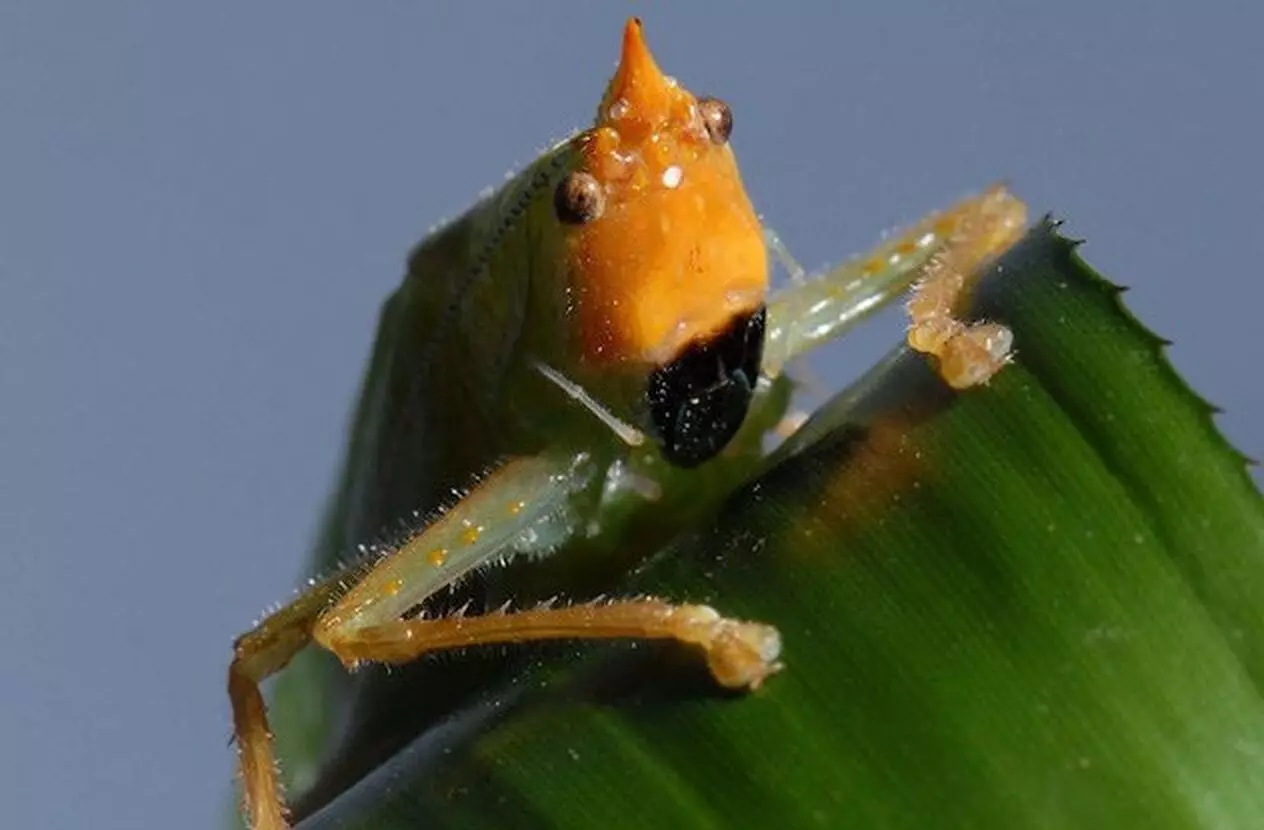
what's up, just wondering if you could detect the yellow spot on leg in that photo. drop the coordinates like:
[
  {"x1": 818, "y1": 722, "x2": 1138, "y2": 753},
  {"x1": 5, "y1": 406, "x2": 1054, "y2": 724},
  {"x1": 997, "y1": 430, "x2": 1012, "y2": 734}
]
[{"x1": 427, "y1": 548, "x2": 449, "y2": 568}]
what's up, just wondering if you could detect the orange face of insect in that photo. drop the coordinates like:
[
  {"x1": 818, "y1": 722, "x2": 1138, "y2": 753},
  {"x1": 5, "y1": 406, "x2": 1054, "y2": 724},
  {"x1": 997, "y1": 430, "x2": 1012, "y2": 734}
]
[{"x1": 557, "y1": 18, "x2": 769, "y2": 467}]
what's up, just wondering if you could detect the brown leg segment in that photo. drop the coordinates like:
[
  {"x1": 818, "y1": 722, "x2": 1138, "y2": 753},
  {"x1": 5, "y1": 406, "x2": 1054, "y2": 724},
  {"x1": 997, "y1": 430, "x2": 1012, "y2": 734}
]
[
  {"x1": 232, "y1": 591, "x2": 781, "y2": 830},
  {"x1": 317, "y1": 598, "x2": 783, "y2": 690},
  {"x1": 229, "y1": 571, "x2": 353, "y2": 830},
  {"x1": 229, "y1": 664, "x2": 289, "y2": 830}
]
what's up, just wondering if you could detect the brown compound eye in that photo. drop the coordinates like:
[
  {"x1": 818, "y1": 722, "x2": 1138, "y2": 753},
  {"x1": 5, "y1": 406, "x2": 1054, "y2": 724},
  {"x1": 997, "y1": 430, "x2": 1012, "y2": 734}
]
[
  {"x1": 697, "y1": 96, "x2": 733, "y2": 145},
  {"x1": 554, "y1": 171, "x2": 605, "y2": 224}
]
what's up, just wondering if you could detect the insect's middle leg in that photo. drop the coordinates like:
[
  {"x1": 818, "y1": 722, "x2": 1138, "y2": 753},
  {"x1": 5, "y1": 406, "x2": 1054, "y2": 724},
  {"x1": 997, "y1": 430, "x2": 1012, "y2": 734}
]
[{"x1": 762, "y1": 184, "x2": 1028, "y2": 389}]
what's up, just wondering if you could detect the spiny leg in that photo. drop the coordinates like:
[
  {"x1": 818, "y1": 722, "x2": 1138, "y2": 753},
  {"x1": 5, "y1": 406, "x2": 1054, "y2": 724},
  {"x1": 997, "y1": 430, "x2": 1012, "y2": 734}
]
[
  {"x1": 229, "y1": 567, "x2": 357, "y2": 830},
  {"x1": 229, "y1": 453, "x2": 592, "y2": 830},
  {"x1": 320, "y1": 598, "x2": 782, "y2": 690},
  {"x1": 761, "y1": 184, "x2": 1028, "y2": 387},
  {"x1": 232, "y1": 452, "x2": 781, "y2": 829},
  {"x1": 310, "y1": 452, "x2": 785, "y2": 689}
]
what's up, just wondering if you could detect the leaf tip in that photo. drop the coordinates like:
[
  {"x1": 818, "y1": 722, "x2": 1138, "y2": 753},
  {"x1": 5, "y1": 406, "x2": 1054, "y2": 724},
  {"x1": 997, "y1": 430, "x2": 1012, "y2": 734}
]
[{"x1": 1010, "y1": 220, "x2": 1260, "y2": 482}]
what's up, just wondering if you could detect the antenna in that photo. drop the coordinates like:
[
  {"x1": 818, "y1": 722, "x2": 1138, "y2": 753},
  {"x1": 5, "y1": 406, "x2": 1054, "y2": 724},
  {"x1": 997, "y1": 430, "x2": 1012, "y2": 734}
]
[{"x1": 532, "y1": 360, "x2": 647, "y2": 448}]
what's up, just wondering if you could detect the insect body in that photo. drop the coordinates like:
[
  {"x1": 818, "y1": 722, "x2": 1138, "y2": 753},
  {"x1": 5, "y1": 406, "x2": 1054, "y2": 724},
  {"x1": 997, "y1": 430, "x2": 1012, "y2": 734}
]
[{"x1": 229, "y1": 18, "x2": 1027, "y2": 830}]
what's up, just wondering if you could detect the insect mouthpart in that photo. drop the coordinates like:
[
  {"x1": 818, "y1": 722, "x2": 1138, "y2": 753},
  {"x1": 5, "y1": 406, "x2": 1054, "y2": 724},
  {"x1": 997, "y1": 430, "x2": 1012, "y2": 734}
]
[{"x1": 646, "y1": 304, "x2": 766, "y2": 468}]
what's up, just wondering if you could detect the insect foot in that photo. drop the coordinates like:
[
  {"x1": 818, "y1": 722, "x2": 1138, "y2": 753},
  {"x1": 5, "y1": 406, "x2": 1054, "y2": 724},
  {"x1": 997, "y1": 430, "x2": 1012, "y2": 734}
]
[
  {"x1": 673, "y1": 605, "x2": 784, "y2": 690},
  {"x1": 937, "y1": 321, "x2": 1014, "y2": 389},
  {"x1": 903, "y1": 184, "x2": 1026, "y2": 390}
]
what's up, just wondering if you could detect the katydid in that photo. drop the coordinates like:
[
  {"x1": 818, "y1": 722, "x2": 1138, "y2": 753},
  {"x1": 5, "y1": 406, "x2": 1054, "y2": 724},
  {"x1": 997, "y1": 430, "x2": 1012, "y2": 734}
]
[{"x1": 229, "y1": 18, "x2": 1026, "y2": 830}]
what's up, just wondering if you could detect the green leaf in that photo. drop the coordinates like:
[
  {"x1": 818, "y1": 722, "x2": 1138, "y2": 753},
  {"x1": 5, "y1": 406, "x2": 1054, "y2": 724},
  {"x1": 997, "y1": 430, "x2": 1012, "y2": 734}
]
[{"x1": 293, "y1": 220, "x2": 1264, "y2": 829}]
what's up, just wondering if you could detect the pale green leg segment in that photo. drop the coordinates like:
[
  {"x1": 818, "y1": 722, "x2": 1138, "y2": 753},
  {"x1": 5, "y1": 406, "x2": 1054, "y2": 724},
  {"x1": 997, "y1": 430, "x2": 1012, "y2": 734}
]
[
  {"x1": 762, "y1": 186, "x2": 1028, "y2": 382},
  {"x1": 762, "y1": 221, "x2": 944, "y2": 375}
]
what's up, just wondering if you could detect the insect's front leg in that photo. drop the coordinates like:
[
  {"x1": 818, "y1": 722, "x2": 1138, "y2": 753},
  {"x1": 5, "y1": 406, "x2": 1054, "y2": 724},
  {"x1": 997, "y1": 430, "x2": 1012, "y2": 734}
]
[
  {"x1": 228, "y1": 452, "x2": 593, "y2": 830},
  {"x1": 313, "y1": 452, "x2": 782, "y2": 689},
  {"x1": 762, "y1": 185, "x2": 1028, "y2": 389},
  {"x1": 231, "y1": 451, "x2": 780, "y2": 830},
  {"x1": 229, "y1": 566, "x2": 359, "y2": 830}
]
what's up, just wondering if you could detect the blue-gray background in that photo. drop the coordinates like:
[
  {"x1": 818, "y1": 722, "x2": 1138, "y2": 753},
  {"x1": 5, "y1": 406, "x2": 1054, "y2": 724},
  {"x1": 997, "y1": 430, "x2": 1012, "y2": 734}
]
[{"x1": 2, "y1": 3, "x2": 1260, "y2": 829}]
